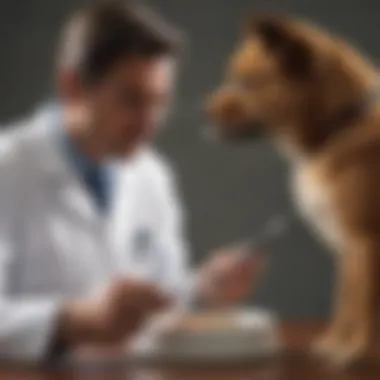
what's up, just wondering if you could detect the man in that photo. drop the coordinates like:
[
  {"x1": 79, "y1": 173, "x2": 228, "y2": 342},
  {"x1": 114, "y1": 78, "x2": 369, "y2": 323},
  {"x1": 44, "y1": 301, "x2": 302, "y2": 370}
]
[{"x1": 0, "y1": 0, "x2": 259, "y2": 361}]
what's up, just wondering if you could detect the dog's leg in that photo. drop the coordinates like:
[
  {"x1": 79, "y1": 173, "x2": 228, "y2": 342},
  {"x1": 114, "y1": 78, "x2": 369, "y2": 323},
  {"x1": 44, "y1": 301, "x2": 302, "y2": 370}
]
[
  {"x1": 312, "y1": 254, "x2": 353, "y2": 357},
  {"x1": 329, "y1": 238, "x2": 376, "y2": 367}
]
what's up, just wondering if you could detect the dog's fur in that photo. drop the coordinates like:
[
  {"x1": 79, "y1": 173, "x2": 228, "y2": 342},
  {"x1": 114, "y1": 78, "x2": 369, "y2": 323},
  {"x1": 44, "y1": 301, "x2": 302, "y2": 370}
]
[{"x1": 207, "y1": 14, "x2": 380, "y2": 366}]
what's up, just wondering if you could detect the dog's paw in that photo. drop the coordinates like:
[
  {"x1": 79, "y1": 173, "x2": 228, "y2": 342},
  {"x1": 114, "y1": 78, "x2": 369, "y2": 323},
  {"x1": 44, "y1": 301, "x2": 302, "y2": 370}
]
[
  {"x1": 311, "y1": 331, "x2": 339, "y2": 358},
  {"x1": 328, "y1": 337, "x2": 369, "y2": 369}
]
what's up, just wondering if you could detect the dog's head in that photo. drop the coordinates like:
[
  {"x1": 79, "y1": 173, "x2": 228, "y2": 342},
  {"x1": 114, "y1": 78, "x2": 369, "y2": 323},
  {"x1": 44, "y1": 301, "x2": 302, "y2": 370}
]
[{"x1": 207, "y1": 14, "x2": 374, "y2": 154}]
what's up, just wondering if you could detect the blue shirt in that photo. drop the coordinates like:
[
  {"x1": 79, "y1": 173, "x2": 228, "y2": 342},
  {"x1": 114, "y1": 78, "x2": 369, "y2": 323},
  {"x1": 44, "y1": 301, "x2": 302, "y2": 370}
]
[
  {"x1": 51, "y1": 104, "x2": 114, "y2": 213},
  {"x1": 61, "y1": 131, "x2": 114, "y2": 213}
]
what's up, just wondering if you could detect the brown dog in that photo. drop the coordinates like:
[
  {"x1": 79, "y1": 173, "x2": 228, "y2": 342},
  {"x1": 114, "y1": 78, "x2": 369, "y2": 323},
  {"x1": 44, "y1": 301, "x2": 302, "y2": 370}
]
[{"x1": 207, "y1": 14, "x2": 380, "y2": 366}]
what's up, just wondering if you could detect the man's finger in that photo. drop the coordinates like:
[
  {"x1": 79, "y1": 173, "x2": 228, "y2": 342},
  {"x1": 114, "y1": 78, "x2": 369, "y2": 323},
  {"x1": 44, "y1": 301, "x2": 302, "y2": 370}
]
[
  {"x1": 112, "y1": 279, "x2": 171, "y2": 317},
  {"x1": 134, "y1": 285, "x2": 172, "y2": 313}
]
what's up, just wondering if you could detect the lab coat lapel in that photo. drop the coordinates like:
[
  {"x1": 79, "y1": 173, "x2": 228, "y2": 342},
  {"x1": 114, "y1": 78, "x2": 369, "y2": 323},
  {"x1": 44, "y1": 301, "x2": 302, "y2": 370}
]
[
  {"x1": 107, "y1": 158, "x2": 140, "y2": 273},
  {"x1": 35, "y1": 107, "x2": 142, "y2": 273},
  {"x1": 30, "y1": 106, "x2": 144, "y2": 278},
  {"x1": 15, "y1": 110, "x2": 116, "y2": 294},
  {"x1": 35, "y1": 109, "x2": 105, "y2": 226}
]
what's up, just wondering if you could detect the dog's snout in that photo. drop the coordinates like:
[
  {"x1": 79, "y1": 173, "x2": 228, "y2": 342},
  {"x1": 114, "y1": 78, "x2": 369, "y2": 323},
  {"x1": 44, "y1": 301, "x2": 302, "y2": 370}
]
[{"x1": 207, "y1": 93, "x2": 245, "y2": 126}]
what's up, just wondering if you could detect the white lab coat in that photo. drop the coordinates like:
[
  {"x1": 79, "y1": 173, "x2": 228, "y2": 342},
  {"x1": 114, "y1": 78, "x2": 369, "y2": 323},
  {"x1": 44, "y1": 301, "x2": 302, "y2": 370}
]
[{"x1": 0, "y1": 106, "x2": 192, "y2": 361}]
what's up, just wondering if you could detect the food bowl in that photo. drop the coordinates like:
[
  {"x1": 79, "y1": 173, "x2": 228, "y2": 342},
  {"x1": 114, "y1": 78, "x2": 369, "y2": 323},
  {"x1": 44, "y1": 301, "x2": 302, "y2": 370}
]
[{"x1": 130, "y1": 308, "x2": 282, "y2": 364}]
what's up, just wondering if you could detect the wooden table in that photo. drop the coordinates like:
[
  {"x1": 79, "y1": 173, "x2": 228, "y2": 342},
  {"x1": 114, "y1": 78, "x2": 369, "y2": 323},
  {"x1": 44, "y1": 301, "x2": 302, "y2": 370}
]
[{"x1": 1, "y1": 323, "x2": 380, "y2": 380}]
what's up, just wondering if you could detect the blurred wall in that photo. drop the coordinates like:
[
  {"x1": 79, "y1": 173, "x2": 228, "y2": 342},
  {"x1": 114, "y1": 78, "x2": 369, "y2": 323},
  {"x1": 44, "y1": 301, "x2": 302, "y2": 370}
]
[{"x1": 0, "y1": 0, "x2": 379, "y2": 319}]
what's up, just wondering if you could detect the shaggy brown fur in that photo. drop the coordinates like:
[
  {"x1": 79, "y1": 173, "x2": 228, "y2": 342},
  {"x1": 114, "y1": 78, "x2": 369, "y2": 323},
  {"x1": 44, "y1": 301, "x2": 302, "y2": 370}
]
[{"x1": 207, "y1": 13, "x2": 380, "y2": 367}]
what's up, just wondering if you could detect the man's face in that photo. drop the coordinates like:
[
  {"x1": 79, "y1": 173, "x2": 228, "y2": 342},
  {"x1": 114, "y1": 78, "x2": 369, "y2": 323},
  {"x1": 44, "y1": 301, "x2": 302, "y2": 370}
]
[{"x1": 75, "y1": 56, "x2": 176, "y2": 158}]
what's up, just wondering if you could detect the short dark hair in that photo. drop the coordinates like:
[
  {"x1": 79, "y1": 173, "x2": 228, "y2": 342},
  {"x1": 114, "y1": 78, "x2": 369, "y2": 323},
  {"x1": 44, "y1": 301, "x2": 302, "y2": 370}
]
[{"x1": 58, "y1": 0, "x2": 182, "y2": 84}]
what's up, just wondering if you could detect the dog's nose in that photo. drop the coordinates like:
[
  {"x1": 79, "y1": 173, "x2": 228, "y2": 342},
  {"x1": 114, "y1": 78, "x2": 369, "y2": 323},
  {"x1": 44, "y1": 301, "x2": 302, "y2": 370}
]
[{"x1": 207, "y1": 94, "x2": 244, "y2": 126}]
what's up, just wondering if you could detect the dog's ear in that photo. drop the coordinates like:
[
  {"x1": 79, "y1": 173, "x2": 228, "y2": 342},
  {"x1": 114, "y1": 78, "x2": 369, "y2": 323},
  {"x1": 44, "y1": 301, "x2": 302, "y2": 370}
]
[{"x1": 247, "y1": 14, "x2": 313, "y2": 78}]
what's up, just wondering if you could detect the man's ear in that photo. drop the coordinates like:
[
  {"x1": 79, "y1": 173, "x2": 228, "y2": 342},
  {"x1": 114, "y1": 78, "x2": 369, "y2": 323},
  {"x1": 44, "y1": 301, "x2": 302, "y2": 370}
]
[{"x1": 247, "y1": 14, "x2": 313, "y2": 78}]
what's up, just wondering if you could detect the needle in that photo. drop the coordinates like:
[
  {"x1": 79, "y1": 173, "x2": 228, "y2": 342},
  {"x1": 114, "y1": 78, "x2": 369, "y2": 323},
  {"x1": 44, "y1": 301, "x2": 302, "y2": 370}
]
[
  {"x1": 185, "y1": 213, "x2": 293, "y2": 311},
  {"x1": 238, "y1": 213, "x2": 292, "y2": 258}
]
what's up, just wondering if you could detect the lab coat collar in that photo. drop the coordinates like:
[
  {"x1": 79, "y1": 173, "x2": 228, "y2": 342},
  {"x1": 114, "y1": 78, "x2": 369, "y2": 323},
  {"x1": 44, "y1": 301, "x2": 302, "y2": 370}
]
[{"x1": 28, "y1": 104, "x2": 145, "y2": 224}]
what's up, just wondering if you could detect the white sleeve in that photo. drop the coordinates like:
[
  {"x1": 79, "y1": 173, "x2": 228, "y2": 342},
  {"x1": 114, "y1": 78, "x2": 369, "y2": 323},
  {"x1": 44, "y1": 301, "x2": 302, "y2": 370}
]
[
  {"x1": 0, "y1": 298, "x2": 60, "y2": 362},
  {"x1": 0, "y1": 145, "x2": 61, "y2": 362},
  {"x1": 153, "y1": 165, "x2": 196, "y2": 305}
]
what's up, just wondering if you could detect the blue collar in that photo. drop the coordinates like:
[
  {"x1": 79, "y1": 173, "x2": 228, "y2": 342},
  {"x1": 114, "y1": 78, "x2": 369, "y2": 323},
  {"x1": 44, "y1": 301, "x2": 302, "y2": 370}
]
[
  {"x1": 48, "y1": 102, "x2": 114, "y2": 212},
  {"x1": 60, "y1": 127, "x2": 104, "y2": 179}
]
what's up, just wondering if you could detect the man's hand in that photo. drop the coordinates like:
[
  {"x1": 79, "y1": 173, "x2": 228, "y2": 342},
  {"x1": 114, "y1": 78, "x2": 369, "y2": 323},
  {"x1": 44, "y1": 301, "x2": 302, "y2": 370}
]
[
  {"x1": 55, "y1": 278, "x2": 172, "y2": 348},
  {"x1": 196, "y1": 248, "x2": 264, "y2": 307}
]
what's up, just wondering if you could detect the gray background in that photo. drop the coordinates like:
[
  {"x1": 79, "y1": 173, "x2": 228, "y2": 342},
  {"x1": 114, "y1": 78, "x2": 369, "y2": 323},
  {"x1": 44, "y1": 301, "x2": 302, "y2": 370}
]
[{"x1": 0, "y1": 0, "x2": 378, "y2": 319}]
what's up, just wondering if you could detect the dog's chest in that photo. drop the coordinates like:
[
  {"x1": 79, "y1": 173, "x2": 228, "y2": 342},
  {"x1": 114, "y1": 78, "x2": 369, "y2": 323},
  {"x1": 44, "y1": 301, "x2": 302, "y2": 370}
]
[{"x1": 291, "y1": 164, "x2": 344, "y2": 251}]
